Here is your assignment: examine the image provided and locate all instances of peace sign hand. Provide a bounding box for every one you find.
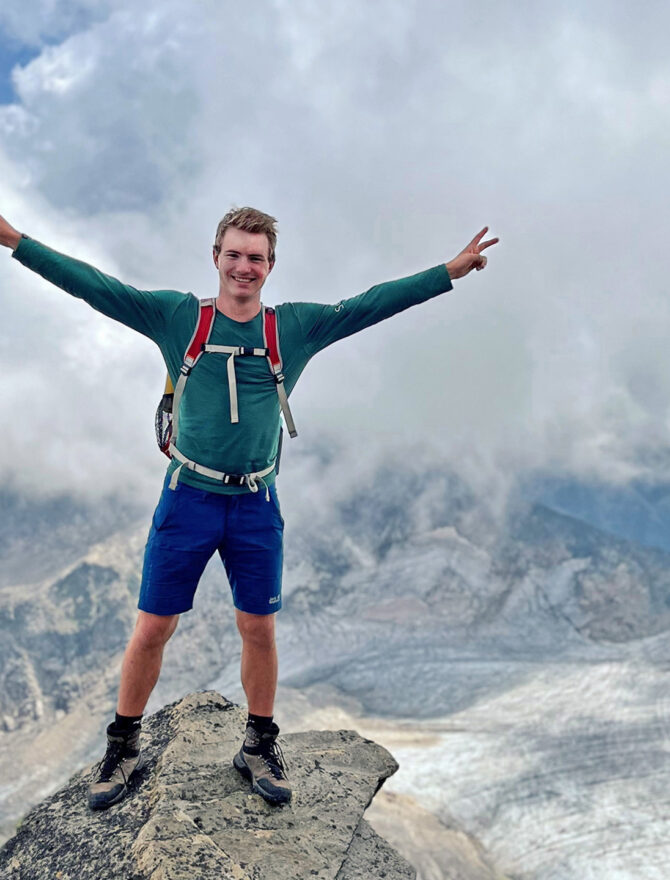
[445,227,499,280]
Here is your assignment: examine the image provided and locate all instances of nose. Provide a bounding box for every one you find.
[237,256,255,273]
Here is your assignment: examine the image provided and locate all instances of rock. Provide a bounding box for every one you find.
[0,691,415,880]
[335,818,415,879]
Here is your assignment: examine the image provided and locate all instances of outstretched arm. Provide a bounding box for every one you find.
[290,225,500,359]
[1,213,186,342]
[0,214,21,251]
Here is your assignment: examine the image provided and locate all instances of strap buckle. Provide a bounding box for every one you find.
[223,474,248,486]
[238,346,270,357]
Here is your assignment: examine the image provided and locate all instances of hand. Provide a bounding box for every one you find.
[0,215,22,251]
[445,227,499,280]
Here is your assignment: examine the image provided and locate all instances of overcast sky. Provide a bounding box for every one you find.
[0,0,669,506]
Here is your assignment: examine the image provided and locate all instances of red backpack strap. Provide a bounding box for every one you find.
[171,298,217,453]
[264,306,281,370]
[263,304,297,438]
[184,297,216,367]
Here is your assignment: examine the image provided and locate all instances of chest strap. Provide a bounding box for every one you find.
[172,308,297,442]
[202,344,268,424]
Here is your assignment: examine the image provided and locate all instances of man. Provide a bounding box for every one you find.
[0,208,498,808]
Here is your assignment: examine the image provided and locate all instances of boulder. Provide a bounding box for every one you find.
[0,691,415,879]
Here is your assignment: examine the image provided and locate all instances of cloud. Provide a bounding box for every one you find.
[2,4,207,212]
[1,0,669,502]
[0,1,112,47]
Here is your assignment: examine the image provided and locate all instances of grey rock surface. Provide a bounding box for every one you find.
[0,691,415,880]
[335,818,415,880]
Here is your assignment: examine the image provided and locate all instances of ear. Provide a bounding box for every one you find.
[212,247,219,269]
[268,258,275,274]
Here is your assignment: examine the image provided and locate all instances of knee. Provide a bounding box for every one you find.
[237,613,275,650]
[133,612,179,651]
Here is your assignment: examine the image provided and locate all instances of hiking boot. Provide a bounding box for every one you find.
[233,722,292,806]
[88,724,145,810]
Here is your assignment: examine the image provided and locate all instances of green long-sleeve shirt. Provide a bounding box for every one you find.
[13,237,452,493]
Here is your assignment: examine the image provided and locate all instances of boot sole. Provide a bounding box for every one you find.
[233,752,291,806]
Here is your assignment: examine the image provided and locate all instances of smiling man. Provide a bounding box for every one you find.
[0,207,498,809]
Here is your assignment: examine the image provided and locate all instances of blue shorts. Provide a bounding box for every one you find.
[138,476,284,616]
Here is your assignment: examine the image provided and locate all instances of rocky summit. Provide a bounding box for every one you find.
[0,691,415,880]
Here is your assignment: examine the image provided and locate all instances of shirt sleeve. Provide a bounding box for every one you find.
[290,264,453,358]
[12,236,187,344]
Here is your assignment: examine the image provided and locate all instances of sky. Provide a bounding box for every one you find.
[0,0,669,506]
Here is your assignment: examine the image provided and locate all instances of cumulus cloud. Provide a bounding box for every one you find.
[1,0,669,503]
[0,1,112,47]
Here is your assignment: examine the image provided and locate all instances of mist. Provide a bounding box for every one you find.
[0,0,668,506]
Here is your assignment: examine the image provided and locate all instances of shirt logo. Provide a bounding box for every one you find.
[269,595,281,604]
[334,301,345,313]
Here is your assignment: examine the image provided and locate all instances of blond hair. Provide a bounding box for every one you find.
[213,206,278,263]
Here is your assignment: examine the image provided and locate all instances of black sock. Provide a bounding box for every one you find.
[246,712,274,732]
[114,712,143,733]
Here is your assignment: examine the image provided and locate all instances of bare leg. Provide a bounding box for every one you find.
[116,610,180,716]
[235,609,278,717]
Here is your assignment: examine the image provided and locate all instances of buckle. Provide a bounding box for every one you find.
[223,474,246,486]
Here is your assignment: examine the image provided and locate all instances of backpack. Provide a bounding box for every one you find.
[155,298,297,485]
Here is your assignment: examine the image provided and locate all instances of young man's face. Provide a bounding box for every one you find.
[214,227,273,301]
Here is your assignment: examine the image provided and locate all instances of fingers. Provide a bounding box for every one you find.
[478,237,499,252]
[475,255,488,271]
[464,227,499,254]
[467,227,489,249]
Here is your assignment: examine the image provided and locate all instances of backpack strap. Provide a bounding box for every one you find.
[263,305,297,438]
[171,298,216,446]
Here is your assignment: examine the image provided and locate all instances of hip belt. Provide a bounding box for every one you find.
[168,443,276,498]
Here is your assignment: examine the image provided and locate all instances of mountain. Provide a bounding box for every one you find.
[525,471,670,553]
[1,464,669,878]
[0,488,140,588]
[266,471,670,718]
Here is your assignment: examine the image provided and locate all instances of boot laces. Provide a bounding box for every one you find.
[96,740,128,783]
[260,737,289,780]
